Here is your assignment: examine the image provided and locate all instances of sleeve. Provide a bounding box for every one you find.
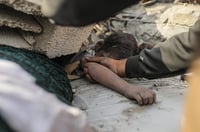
[48,0,139,26]
[125,20,200,79]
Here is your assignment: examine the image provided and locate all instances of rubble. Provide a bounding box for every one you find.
[0,27,32,49]
[0,0,41,15]
[0,6,42,33]
[34,18,93,58]
[0,0,93,58]
[90,3,200,45]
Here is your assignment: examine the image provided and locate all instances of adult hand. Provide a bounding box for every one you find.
[85,57,127,77]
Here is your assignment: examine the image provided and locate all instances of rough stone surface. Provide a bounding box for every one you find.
[0,5,42,33]
[156,4,200,38]
[159,4,200,26]
[0,0,41,15]
[34,18,93,58]
[97,3,200,45]
[0,27,32,49]
[18,31,36,46]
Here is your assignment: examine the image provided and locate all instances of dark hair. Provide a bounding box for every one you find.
[95,32,138,59]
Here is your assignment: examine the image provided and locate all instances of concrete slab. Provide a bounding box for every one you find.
[34,18,93,58]
[0,27,32,49]
[71,77,187,132]
[0,0,41,15]
[0,5,42,33]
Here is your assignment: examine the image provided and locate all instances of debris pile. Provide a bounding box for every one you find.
[0,0,93,58]
[90,3,200,46]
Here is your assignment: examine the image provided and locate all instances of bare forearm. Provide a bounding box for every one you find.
[84,62,156,105]
[86,62,129,95]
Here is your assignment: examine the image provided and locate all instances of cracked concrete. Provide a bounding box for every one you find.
[0,1,93,57]
[0,5,42,33]
[0,0,41,15]
[0,27,32,49]
[34,18,93,58]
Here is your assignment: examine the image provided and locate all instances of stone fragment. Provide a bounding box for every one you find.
[0,27,32,49]
[0,0,41,15]
[18,31,36,46]
[35,18,93,58]
[0,6,42,33]
[159,4,200,26]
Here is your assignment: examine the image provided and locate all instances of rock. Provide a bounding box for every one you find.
[159,4,200,26]
[0,27,32,49]
[156,4,200,38]
[0,0,42,15]
[34,18,93,58]
[18,30,36,46]
[0,6,42,33]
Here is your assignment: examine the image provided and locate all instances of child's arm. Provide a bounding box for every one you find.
[84,62,156,105]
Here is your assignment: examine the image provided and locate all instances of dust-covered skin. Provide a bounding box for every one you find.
[85,57,126,77]
[84,62,156,105]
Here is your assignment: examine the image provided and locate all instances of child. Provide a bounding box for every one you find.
[83,32,156,105]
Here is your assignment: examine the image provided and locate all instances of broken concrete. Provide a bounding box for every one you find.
[18,31,36,46]
[0,0,41,15]
[96,3,200,45]
[0,5,42,33]
[0,27,32,49]
[0,1,93,58]
[159,4,200,27]
[34,18,93,58]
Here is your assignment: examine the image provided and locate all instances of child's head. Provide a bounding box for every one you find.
[94,32,138,60]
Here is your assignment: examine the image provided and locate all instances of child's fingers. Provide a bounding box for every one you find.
[147,92,155,104]
[149,94,154,104]
[140,93,149,105]
[134,94,143,105]
[140,91,155,105]
[153,91,156,103]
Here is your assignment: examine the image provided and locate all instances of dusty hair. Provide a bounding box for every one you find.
[95,32,138,59]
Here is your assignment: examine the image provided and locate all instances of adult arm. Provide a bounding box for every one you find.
[87,20,200,79]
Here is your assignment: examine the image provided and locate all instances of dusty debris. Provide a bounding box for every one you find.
[89,3,200,46]
[18,31,36,46]
[0,5,42,33]
[0,0,41,15]
[0,0,93,58]
[34,18,93,58]
[0,27,32,49]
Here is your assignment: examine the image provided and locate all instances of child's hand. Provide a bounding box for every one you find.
[124,86,156,105]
